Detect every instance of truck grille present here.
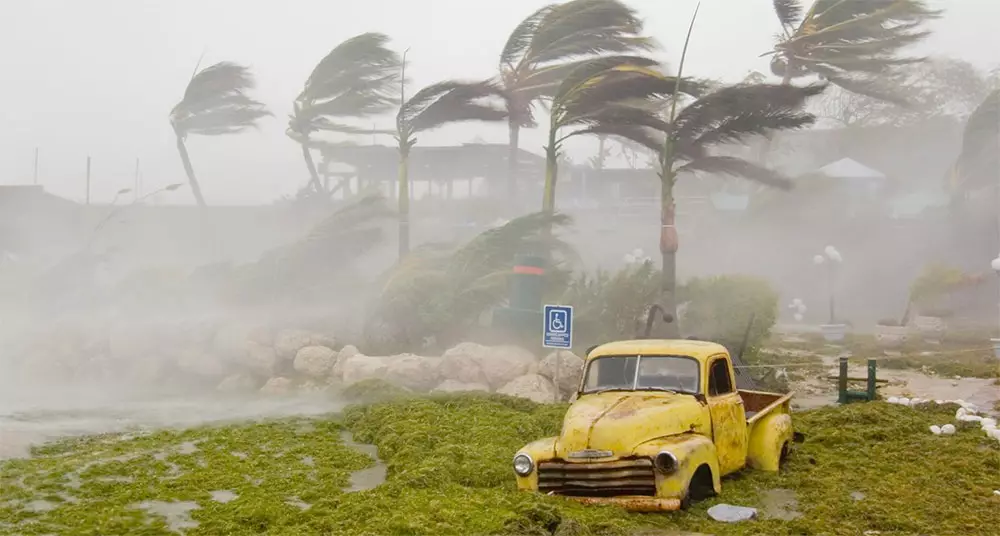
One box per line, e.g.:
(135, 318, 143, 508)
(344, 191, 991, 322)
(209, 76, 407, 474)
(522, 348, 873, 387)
(537, 458, 656, 497)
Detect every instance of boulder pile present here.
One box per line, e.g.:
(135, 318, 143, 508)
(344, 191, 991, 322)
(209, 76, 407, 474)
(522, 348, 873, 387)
(8, 320, 585, 404)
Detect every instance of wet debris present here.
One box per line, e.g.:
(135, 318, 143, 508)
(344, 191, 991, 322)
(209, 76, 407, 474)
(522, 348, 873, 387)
(707, 503, 758, 523)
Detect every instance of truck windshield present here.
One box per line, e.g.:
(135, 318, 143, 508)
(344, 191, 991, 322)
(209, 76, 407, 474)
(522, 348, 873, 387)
(582, 355, 700, 394)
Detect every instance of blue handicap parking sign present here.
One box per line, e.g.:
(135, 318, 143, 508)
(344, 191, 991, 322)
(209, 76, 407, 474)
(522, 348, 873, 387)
(543, 305, 573, 349)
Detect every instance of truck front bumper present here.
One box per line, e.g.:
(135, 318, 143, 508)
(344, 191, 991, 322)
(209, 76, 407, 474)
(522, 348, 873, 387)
(567, 496, 682, 512)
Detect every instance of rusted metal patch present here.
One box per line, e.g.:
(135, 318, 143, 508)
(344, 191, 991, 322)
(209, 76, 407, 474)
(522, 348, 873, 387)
(570, 496, 682, 512)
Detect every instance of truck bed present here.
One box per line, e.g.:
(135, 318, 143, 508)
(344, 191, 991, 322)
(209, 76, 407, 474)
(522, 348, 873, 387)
(739, 390, 793, 423)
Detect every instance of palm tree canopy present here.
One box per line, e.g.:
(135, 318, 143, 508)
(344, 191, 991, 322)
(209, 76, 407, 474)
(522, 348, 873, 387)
(396, 80, 508, 151)
(548, 56, 709, 153)
(954, 89, 999, 192)
(768, 0, 941, 100)
(499, 0, 655, 128)
(170, 61, 271, 137)
(288, 33, 401, 141)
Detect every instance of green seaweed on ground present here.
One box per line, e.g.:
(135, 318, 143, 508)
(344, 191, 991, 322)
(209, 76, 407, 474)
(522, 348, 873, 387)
(2, 395, 998, 535)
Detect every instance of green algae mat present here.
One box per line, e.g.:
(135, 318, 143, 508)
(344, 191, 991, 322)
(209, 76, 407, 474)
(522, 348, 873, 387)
(2, 394, 998, 535)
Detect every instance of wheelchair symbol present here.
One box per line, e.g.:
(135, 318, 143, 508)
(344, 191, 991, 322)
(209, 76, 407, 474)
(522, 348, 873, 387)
(549, 310, 568, 333)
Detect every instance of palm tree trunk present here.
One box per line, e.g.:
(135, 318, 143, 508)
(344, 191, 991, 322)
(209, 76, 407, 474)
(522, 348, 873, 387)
(300, 144, 324, 193)
(398, 147, 411, 259)
(175, 135, 206, 207)
(507, 121, 520, 206)
(659, 172, 680, 338)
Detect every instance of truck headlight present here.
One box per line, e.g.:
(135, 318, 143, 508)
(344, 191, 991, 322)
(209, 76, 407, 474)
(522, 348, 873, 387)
(654, 451, 678, 474)
(513, 453, 534, 476)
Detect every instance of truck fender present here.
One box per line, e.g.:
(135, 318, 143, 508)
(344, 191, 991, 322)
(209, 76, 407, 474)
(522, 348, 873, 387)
(747, 412, 794, 472)
(634, 434, 722, 498)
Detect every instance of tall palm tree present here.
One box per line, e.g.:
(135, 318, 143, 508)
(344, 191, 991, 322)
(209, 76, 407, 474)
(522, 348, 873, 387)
(288, 33, 401, 194)
(395, 76, 508, 258)
(766, 0, 941, 98)
(170, 62, 270, 206)
(497, 0, 654, 202)
(541, 55, 704, 215)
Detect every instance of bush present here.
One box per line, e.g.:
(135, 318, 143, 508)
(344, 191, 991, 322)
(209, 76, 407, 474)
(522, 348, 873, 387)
(679, 274, 779, 351)
(562, 261, 661, 350)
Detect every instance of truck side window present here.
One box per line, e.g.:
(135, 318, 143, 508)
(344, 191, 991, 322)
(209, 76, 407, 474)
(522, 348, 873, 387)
(708, 359, 734, 396)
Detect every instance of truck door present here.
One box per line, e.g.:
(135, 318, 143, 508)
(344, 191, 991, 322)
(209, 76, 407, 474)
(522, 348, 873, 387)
(706, 356, 748, 476)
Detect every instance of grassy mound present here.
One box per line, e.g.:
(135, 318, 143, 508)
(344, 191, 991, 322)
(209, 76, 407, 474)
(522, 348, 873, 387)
(2, 395, 998, 535)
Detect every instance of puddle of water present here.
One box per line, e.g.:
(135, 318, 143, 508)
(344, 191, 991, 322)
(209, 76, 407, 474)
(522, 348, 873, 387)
(177, 442, 199, 455)
(338, 430, 387, 492)
(209, 490, 238, 504)
(134, 500, 199, 534)
(285, 496, 311, 511)
(300, 455, 315, 467)
(761, 488, 802, 521)
(25, 499, 57, 513)
(0, 394, 345, 460)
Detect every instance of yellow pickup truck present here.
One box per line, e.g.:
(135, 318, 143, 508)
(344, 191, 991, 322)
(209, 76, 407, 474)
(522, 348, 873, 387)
(513, 339, 795, 511)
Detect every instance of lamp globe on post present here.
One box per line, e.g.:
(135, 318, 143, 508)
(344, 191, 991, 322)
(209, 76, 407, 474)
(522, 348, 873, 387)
(817, 246, 846, 343)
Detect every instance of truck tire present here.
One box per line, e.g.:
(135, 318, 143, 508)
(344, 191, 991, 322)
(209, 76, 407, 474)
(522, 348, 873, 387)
(681, 465, 716, 510)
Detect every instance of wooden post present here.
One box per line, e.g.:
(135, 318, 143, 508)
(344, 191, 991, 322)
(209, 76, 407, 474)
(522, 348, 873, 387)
(866, 359, 877, 401)
(837, 357, 848, 404)
(85, 156, 91, 205)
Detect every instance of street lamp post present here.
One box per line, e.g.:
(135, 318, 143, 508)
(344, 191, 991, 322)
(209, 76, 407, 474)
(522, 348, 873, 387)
(815, 245, 845, 342)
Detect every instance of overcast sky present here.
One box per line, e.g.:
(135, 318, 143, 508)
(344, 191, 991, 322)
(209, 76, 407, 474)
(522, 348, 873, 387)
(2, 0, 997, 205)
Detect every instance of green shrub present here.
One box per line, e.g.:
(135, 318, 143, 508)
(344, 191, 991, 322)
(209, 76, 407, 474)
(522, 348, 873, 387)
(679, 274, 779, 351)
(561, 261, 661, 350)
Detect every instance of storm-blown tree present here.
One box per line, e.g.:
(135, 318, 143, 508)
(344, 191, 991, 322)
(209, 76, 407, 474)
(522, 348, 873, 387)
(953, 89, 999, 195)
(288, 33, 400, 194)
(170, 62, 270, 206)
(767, 0, 941, 99)
(395, 78, 507, 257)
(497, 0, 654, 202)
(541, 55, 706, 216)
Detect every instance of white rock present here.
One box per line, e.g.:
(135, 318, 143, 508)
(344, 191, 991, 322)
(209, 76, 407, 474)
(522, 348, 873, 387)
(929, 425, 942, 435)
(887, 396, 900, 404)
(992, 429, 1000, 441)
(707, 504, 758, 523)
(537, 351, 584, 394)
(898, 397, 910, 406)
(956, 408, 967, 418)
(432, 380, 490, 394)
(293, 346, 337, 378)
(440, 342, 492, 385)
(337, 345, 360, 360)
(246, 342, 278, 376)
(340, 356, 389, 385)
(217, 373, 260, 393)
(940, 424, 956, 435)
(934, 400, 944, 405)
(958, 415, 983, 423)
(383, 354, 442, 391)
(482, 346, 537, 389)
(260, 377, 293, 395)
(497, 374, 558, 404)
(981, 418, 997, 429)
(274, 329, 335, 360)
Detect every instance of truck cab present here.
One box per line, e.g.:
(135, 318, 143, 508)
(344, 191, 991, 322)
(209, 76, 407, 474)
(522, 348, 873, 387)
(513, 339, 795, 511)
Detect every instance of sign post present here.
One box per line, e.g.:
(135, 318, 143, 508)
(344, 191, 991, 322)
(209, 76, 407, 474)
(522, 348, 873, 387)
(543, 305, 573, 349)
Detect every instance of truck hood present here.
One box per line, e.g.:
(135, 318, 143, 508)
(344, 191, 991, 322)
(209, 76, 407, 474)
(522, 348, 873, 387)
(554, 391, 710, 459)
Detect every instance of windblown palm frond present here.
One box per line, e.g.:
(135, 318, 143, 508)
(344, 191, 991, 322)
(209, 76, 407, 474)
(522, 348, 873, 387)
(367, 212, 576, 352)
(288, 33, 400, 140)
(767, 0, 941, 101)
(396, 80, 508, 151)
(226, 194, 394, 304)
(171, 62, 271, 137)
(499, 0, 655, 128)
(954, 89, 999, 192)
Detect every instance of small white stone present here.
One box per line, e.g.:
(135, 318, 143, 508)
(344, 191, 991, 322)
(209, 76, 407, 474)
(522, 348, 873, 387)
(934, 400, 944, 405)
(929, 425, 942, 435)
(887, 396, 900, 404)
(981, 418, 997, 428)
(940, 424, 956, 435)
(898, 397, 911, 406)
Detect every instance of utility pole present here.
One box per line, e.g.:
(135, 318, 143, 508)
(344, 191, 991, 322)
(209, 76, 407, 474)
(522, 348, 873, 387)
(85, 156, 91, 205)
(33, 148, 39, 185)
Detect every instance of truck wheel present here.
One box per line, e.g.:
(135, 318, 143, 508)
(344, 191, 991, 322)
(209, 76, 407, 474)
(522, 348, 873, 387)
(778, 441, 790, 470)
(681, 465, 715, 510)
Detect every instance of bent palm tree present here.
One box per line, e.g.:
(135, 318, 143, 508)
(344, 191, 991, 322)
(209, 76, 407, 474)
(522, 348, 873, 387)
(395, 78, 507, 257)
(498, 0, 654, 201)
(952, 89, 999, 196)
(288, 33, 400, 194)
(542, 55, 706, 214)
(170, 62, 270, 206)
(766, 0, 941, 99)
